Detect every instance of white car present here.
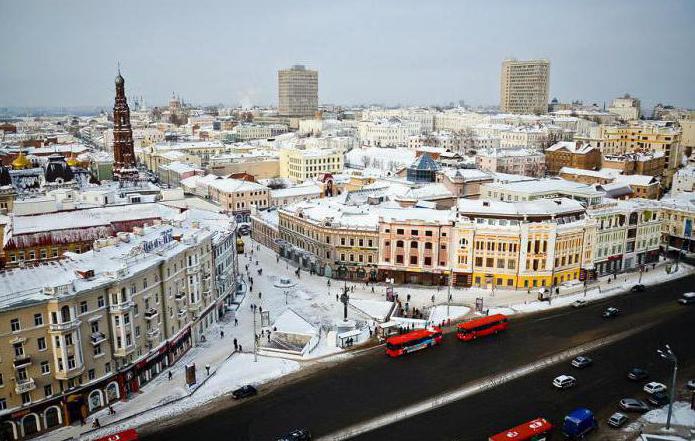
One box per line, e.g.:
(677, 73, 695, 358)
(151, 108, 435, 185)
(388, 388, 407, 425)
(553, 375, 576, 389)
(643, 382, 667, 394)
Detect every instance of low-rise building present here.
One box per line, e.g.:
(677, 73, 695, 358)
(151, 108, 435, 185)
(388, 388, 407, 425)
(207, 178, 270, 222)
(476, 148, 545, 177)
(545, 141, 602, 175)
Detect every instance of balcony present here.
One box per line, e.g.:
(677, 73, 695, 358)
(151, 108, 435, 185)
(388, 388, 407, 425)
(15, 378, 36, 394)
(144, 308, 159, 320)
(54, 365, 85, 380)
(187, 303, 201, 314)
(109, 300, 134, 313)
(113, 345, 135, 358)
(175, 292, 187, 302)
(13, 356, 32, 369)
(146, 328, 160, 341)
(90, 332, 106, 345)
(49, 318, 81, 333)
(186, 263, 201, 275)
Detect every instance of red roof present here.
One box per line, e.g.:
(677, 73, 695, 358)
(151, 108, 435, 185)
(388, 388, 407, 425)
(94, 429, 139, 441)
(488, 418, 552, 441)
(458, 314, 508, 330)
(386, 327, 441, 345)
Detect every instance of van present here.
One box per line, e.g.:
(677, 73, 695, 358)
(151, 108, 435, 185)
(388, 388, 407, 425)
(678, 292, 695, 305)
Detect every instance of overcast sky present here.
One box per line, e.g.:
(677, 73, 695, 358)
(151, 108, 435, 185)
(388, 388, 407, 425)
(1, 0, 694, 109)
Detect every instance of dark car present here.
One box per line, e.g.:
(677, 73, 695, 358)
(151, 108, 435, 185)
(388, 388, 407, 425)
(627, 368, 649, 381)
(647, 391, 670, 406)
(571, 356, 593, 369)
(277, 429, 312, 441)
(619, 398, 650, 413)
(631, 284, 646, 293)
(602, 307, 620, 318)
(232, 385, 257, 399)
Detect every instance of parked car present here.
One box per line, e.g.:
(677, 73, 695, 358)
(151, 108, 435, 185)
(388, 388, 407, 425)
(277, 429, 312, 441)
(647, 391, 670, 406)
(687, 379, 695, 391)
(571, 356, 593, 369)
(678, 292, 695, 305)
(643, 382, 667, 395)
(631, 284, 646, 293)
(607, 412, 629, 428)
(571, 299, 588, 308)
(627, 368, 649, 381)
(562, 408, 598, 439)
(553, 375, 577, 389)
(602, 307, 620, 318)
(232, 385, 258, 399)
(619, 398, 650, 413)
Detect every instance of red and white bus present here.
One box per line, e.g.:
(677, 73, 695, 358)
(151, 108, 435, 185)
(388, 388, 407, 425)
(457, 314, 509, 341)
(385, 327, 443, 357)
(488, 418, 552, 441)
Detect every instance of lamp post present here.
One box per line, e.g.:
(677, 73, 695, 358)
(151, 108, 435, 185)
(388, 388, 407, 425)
(657, 345, 678, 430)
(252, 304, 258, 362)
(340, 281, 350, 322)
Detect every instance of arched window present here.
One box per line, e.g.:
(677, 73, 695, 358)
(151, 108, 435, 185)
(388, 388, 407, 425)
(459, 238, 468, 248)
(396, 240, 404, 248)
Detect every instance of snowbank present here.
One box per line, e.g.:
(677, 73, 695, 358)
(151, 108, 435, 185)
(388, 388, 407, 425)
(428, 305, 471, 324)
(641, 401, 695, 427)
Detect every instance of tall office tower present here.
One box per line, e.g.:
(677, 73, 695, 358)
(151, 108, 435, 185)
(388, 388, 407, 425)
(500, 59, 550, 115)
(278, 64, 318, 117)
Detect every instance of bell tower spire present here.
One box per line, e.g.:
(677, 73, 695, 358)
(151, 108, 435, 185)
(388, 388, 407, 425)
(112, 69, 137, 181)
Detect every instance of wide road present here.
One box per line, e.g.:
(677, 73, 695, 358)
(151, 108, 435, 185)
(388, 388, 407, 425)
(142, 274, 695, 441)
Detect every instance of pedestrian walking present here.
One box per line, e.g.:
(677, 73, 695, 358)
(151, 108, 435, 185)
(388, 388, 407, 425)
(239, 344, 243, 352)
(108, 405, 115, 415)
(234, 338, 238, 350)
(220, 330, 224, 339)
(168, 371, 173, 381)
(267, 334, 270, 342)
(431, 294, 435, 303)
(276, 255, 280, 263)
(336, 293, 339, 301)
(93, 418, 101, 429)
(205, 364, 210, 375)
(258, 292, 262, 299)
(234, 318, 238, 326)
(371, 286, 374, 293)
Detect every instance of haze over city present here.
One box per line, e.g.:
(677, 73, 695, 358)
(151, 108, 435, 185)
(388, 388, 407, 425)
(1, 0, 694, 108)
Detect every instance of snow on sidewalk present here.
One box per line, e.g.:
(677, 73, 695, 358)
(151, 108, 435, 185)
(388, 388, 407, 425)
(83, 354, 299, 440)
(641, 401, 695, 427)
(428, 305, 470, 324)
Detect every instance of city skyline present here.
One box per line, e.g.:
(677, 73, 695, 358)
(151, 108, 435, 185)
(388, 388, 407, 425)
(1, 0, 694, 109)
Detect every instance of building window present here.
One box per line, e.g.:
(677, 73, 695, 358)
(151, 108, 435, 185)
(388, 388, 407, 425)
(21, 392, 31, 405)
(409, 256, 418, 265)
(44, 384, 53, 398)
(34, 313, 43, 326)
(396, 229, 404, 235)
(41, 361, 50, 374)
(396, 255, 403, 264)
(94, 344, 102, 356)
(68, 356, 76, 369)
(98, 296, 105, 308)
(411, 230, 418, 236)
(89, 369, 96, 380)
(65, 333, 73, 346)
(424, 257, 432, 266)
(410, 241, 418, 249)
(0, 399, 6, 410)
(37, 337, 46, 351)
(80, 301, 88, 314)
(105, 362, 111, 373)
(424, 242, 433, 250)
(10, 318, 20, 332)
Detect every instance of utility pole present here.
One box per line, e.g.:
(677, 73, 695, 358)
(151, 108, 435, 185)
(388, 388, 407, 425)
(657, 345, 678, 430)
(447, 266, 453, 318)
(252, 304, 258, 362)
(340, 280, 350, 321)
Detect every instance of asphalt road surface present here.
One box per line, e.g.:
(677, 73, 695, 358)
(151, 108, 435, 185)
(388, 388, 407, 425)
(142, 274, 695, 441)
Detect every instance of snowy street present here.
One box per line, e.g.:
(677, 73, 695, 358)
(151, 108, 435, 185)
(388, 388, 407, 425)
(37, 236, 694, 440)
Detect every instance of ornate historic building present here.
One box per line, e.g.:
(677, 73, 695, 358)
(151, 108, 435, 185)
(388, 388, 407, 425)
(112, 72, 138, 181)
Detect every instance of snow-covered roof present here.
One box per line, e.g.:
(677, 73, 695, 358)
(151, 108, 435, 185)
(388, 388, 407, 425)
(272, 308, 317, 336)
(613, 174, 658, 186)
(458, 198, 585, 218)
(208, 178, 268, 193)
(546, 141, 597, 154)
(10, 203, 178, 235)
(270, 183, 322, 199)
(0, 224, 213, 310)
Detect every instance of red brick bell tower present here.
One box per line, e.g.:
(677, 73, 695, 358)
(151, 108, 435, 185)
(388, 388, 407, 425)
(112, 70, 138, 181)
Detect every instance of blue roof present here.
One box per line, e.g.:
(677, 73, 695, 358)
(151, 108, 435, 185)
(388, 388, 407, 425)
(565, 407, 593, 423)
(409, 153, 440, 171)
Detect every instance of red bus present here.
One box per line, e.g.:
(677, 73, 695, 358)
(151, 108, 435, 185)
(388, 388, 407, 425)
(488, 418, 552, 441)
(94, 429, 139, 441)
(385, 327, 443, 357)
(457, 314, 509, 341)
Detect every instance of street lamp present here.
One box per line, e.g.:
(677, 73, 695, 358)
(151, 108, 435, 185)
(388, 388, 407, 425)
(657, 344, 678, 430)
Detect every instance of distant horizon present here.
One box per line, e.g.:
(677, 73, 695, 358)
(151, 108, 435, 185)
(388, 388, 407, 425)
(1, 0, 694, 109)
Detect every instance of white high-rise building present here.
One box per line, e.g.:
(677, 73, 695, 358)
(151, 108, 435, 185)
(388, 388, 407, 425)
(500, 59, 550, 115)
(278, 64, 318, 117)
